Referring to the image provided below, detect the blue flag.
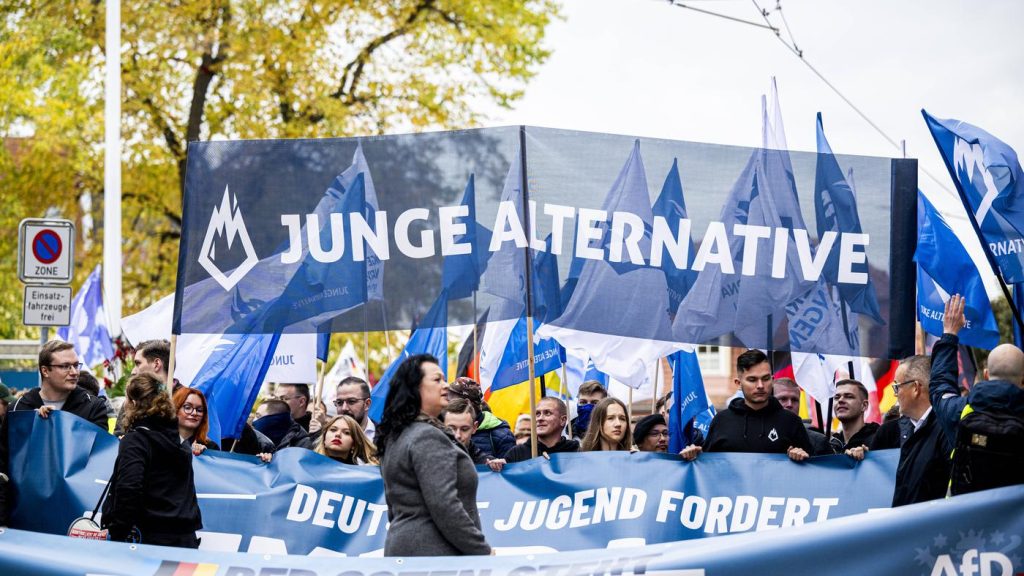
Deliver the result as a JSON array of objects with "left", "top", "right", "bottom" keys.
[
  {"left": 57, "top": 265, "right": 114, "bottom": 368},
  {"left": 316, "top": 333, "right": 330, "bottom": 362},
  {"left": 532, "top": 234, "right": 563, "bottom": 326},
  {"left": 368, "top": 291, "right": 449, "bottom": 423},
  {"left": 923, "top": 110, "right": 1024, "bottom": 283},
  {"left": 675, "top": 96, "right": 813, "bottom": 349},
  {"left": 250, "top": 172, "right": 369, "bottom": 333},
  {"left": 442, "top": 175, "right": 494, "bottom": 300},
  {"left": 667, "top": 350, "right": 710, "bottom": 453},
  {"left": 480, "top": 148, "right": 528, "bottom": 304},
  {"left": 192, "top": 331, "right": 282, "bottom": 445},
  {"left": 916, "top": 191, "right": 999, "bottom": 350},
  {"left": 652, "top": 159, "right": 697, "bottom": 314},
  {"left": 536, "top": 141, "right": 679, "bottom": 388},
  {"left": 815, "top": 113, "right": 884, "bottom": 324}
]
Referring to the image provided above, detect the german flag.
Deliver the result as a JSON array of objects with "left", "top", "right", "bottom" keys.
[{"left": 152, "top": 561, "right": 219, "bottom": 576}]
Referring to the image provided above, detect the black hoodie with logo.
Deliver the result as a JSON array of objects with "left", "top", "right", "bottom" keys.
[{"left": 704, "top": 396, "right": 812, "bottom": 454}]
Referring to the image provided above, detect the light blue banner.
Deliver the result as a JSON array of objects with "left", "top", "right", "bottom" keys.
[
  {"left": 8, "top": 411, "right": 897, "bottom": 556},
  {"left": 2, "top": 485, "right": 1022, "bottom": 575}
]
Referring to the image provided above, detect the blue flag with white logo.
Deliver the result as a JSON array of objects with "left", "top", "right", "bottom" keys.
[
  {"left": 652, "top": 159, "right": 697, "bottom": 313},
  {"left": 923, "top": 110, "right": 1024, "bottom": 283},
  {"left": 442, "top": 174, "right": 494, "bottom": 300},
  {"left": 916, "top": 191, "right": 999, "bottom": 350},
  {"left": 192, "top": 331, "right": 282, "bottom": 445},
  {"left": 57, "top": 265, "right": 114, "bottom": 368},
  {"left": 667, "top": 350, "right": 710, "bottom": 453},
  {"left": 368, "top": 291, "right": 449, "bottom": 423},
  {"left": 815, "top": 113, "right": 885, "bottom": 324}
]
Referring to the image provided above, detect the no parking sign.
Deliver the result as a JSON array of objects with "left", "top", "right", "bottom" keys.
[{"left": 18, "top": 219, "right": 74, "bottom": 284}]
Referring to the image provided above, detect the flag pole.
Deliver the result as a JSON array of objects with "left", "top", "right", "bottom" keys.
[
  {"left": 166, "top": 334, "right": 177, "bottom": 401},
  {"left": 472, "top": 291, "right": 479, "bottom": 378},
  {"left": 628, "top": 386, "right": 633, "bottom": 419},
  {"left": 362, "top": 306, "right": 370, "bottom": 378},
  {"left": 518, "top": 126, "right": 540, "bottom": 459},
  {"left": 380, "top": 300, "right": 393, "bottom": 366},
  {"left": 651, "top": 359, "right": 660, "bottom": 416},
  {"left": 312, "top": 340, "right": 329, "bottom": 424}
]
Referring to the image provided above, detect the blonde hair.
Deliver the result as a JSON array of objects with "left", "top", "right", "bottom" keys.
[
  {"left": 580, "top": 397, "right": 633, "bottom": 452},
  {"left": 315, "top": 414, "right": 379, "bottom": 465},
  {"left": 123, "top": 373, "right": 176, "bottom": 430}
]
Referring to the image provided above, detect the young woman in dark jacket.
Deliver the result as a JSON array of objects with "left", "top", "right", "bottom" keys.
[{"left": 101, "top": 373, "right": 202, "bottom": 548}]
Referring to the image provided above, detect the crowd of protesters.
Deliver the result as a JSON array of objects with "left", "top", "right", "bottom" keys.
[{"left": 0, "top": 295, "right": 1021, "bottom": 553}]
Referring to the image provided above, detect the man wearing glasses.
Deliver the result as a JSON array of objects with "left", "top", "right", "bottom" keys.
[
  {"left": 334, "top": 377, "right": 374, "bottom": 441},
  {"left": 0, "top": 340, "right": 109, "bottom": 525}
]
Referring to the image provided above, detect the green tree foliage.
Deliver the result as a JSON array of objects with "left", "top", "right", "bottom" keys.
[{"left": 0, "top": 0, "right": 557, "bottom": 341}]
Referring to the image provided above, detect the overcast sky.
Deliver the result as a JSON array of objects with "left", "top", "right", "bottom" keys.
[{"left": 484, "top": 0, "right": 1024, "bottom": 295}]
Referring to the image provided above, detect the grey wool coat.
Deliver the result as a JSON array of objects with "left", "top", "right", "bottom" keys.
[{"left": 380, "top": 419, "right": 491, "bottom": 556}]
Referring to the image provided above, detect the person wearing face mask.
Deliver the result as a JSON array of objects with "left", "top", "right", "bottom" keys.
[
  {"left": 580, "top": 397, "right": 633, "bottom": 452},
  {"left": 315, "top": 414, "right": 378, "bottom": 465},
  {"left": 571, "top": 380, "right": 607, "bottom": 439},
  {"left": 252, "top": 399, "right": 313, "bottom": 451},
  {"left": 376, "top": 354, "right": 491, "bottom": 557}
]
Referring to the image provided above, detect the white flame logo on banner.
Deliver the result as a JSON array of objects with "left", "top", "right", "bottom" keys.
[{"left": 198, "top": 185, "right": 259, "bottom": 291}]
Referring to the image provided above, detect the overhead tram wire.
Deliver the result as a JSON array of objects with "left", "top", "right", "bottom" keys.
[{"left": 658, "top": 0, "right": 955, "bottom": 195}]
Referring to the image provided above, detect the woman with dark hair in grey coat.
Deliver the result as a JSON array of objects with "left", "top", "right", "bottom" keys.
[{"left": 376, "top": 354, "right": 492, "bottom": 557}]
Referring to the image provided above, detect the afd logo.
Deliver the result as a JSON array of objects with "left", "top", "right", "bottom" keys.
[
  {"left": 198, "top": 186, "right": 259, "bottom": 291},
  {"left": 930, "top": 550, "right": 1016, "bottom": 576}
]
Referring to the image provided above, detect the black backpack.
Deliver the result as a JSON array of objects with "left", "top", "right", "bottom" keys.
[{"left": 950, "top": 405, "right": 1024, "bottom": 495}]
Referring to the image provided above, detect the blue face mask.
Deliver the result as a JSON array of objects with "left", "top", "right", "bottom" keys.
[{"left": 576, "top": 402, "right": 595, "bottom": 434}]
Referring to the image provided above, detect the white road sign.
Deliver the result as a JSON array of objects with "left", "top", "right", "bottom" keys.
[
  {"left": 18, "top": 218, "right": 75, "bottom": 284},
  {"left": 24, "top": 285, "right": 72, "bottom": 327}
]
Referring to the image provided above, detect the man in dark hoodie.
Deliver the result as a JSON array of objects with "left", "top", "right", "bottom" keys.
[
  {"left": 931, "top": 295, "right": 1024, "bottom": 494},
  {"left": 681, "top": 349, "right": 811, "bottom": 462},
  {"left": 253, "top": 399, "right": 313, "bottom": 451},
  {"left": 832, "top": 379, "right": 879, "bottom": 451},
  {"left": 0, "top": 340, "right": 109, "bottom": 525}
]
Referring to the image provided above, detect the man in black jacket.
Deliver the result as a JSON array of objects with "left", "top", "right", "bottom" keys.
[
  {"left": 832, "top": 379, "right": 880, "bottom": 451},
  {"left": 852, "top": 354, "right": 951, "bottom": 506},
  {"left": 501, "top": 397, "right": 580, "bottom": 464},
  {"left": 253, "top": 399, "right": 313, "bottom": 451},
  {"left": 0, "top": 340, "right": 110, "bottom": 525},
  {"left": 682, "top": 350, "right": 811, "bottom": 462},
  {"left": 930, "top": 295, "right": 1024, "bottom": 494}
]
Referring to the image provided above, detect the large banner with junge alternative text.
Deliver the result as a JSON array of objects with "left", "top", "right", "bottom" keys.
[{"left": 173, "top": 127, "right": 916, "bottom": 359}]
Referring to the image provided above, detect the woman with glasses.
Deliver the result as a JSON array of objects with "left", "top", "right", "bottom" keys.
[
  {"left": 314, "top": 414, "right": 378, "bottom": 465},
  {"left": 101, "top": 373, "right": 202, "bottom": 547},
  {"left": 633, "top": 414, "right": 669, "bottom": 452},
  {"left": 580, "top": 397, "right": 634, "bottom": 452},
  {"left": 173, "top": 387, "right": 218, "bottom": 454}
]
